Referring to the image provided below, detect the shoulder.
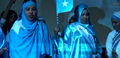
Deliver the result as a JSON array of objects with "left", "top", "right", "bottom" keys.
[
  {"left": 64, "top": 22, "right": 80, "bottom": 33},
  {"left": 108, "top": 30, "right": 116, "bottom": 36},
  {"left": 106, "top": 30, "right": 116, "bottom": 40},
  {"left": 11, "top": 20, "right": 25, "bottom": 34},
  {"left": 37, "top": 16, "right": 46, "bottom": 24},
  {"left": 64, "top": 23, "right": 74, "bottom": 32},
  {"left": 66, "top": 22, "right": 78, "bottom": 29},
  {"left": 37, "top": 17, "right": 47, "bottom": 26}
]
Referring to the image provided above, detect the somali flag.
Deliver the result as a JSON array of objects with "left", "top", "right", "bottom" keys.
[
  {"left": 56, "top": 0, "right": 73, "bottom": 14},
  {"left": 56, "top": 0, "right": 73, "bottom": 24}
]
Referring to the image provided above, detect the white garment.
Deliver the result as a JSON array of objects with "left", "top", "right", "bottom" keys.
[
  {"left": 0, "top": 18, "right": 6, "bottom": 27},
  {"left": 68, "top": 12, "right": 74, "bottom": 22},
  {"left": 106, "top": 30, "right": 120, "bottom": 58}
]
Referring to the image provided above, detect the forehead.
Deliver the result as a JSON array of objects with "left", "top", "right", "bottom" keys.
[
  {"left": 26, "top": 5, "right": 36, "bottom": 8},
  {"left": 11, "top": 13, "right": 16, "bottom": 15},
  {"left": 82, "top": 9, "right": 88, "bottom": 13},
  {"left": 10, "top": 13, "right": 17, "bottom": 17},
  {"left": 111, "top": 18, "right": 120, "bottom": 22},
  {"left": 71, "top": 15, "right": 75, "bottom": 18}
]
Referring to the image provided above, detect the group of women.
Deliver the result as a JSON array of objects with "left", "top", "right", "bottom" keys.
[{"left": 0, "top": 0, "right": 120, "bottom": 58}]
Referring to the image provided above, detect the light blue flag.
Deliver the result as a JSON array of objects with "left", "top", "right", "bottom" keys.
[
  {"left": 56, "top": 0, "right": 73, "bottom": 14},
  {"left": 56, "top": 0, "right": 73, "bottom": 25}
]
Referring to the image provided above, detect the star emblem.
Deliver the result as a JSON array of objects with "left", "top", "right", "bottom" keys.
[
  {"left": 11, "top": 20, "right": 26, "bottom": 34},
  {"left": 62, "top": 0, "right": 68, "bottom": 7}
]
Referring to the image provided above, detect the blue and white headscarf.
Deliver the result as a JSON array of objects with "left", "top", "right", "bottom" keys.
[
  {"left": 112, "top": 11, "right": 120, "bottom": 21},
  {"left": 68, "top": 12, "right": 74, "bottom": 22},
  {"left": 74, "top": 3, "right": 95, "bottom": 36},
  {"left": 19, "top": 0, "right": 38, "bottom": 28}
]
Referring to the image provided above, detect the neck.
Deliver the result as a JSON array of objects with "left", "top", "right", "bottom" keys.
[{"left": 116, "top": 29, "right": 120, "bottom": 32}]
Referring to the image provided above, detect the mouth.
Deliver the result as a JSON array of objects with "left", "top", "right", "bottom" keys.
[
  {"left": 113, "top": 26, "right": 117, "bottom": 29},
  {"left": 29, "top": 15, "right": 34, "bottom": 19},
  {"left": 83, "top": 20, "right": 87, "bottom": 23}
]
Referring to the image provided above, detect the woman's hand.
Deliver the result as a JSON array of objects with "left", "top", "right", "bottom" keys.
[
  {"left": 0, "top": 47, "right": 7, "bottom": 55},
  {"left": 10, "top": 0, "right": 16, "bottom": 4},
  {"left": 112, "top": 49, "right": 117, "bottom": 58},
  {"left": 54, "top": 25, "right": 60, "bottom": 39}
]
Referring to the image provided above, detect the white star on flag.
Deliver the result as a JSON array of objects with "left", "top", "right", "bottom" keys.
[
  {"left": 62, "top": 0, "right": 68, "bottom": 7},
  {"left": 56, "top": 0, "right": 73, "bottom": 25}
]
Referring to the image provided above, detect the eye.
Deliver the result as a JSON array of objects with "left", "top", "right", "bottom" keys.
[
  {"left": 86, "top": 13, "right": 89, "bottom": 16},
  {"left": 115, "top": 22, "right": 118, "bottom": 24},
  {"left": 112, "top": 22, "right": 118, "bottom": 25},
  {"left": 25, "top": 7, "right": 30, "bottom": 11},
  {"left": 81, "top": 13, "right": 84, "bottom": 16},
  {"left": 32, "top": 7, "right": 36, "bottom": 11}
]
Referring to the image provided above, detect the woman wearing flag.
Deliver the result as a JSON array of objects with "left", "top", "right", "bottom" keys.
[
  {"left": 59, "top": 3, "right": 102, "bottom": 58},
  {"left": 106, "top": 11, "right": 120, "bottom": 58},
  {"left": 9, "top": 0, "right": 52, "bottom": 58}
]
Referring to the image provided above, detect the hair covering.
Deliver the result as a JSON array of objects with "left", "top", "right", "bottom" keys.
[
  {"left": 68, "top": 12, "right": 74, "bottom": 22},
  {"left": 74, "top": 3, "right": 93, "bottom": 27},
  {"left": 112, "top": 11, "right": 120, "bottom": 21},
  {"left": 74, "top": 3, "right": 95, "bottom": 35},
  {"left": 19, "top": 0, "right": 37, "bottom": 27}
]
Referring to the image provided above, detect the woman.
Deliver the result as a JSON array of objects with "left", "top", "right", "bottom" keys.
[
  {"left": 62, "top": 3, "right": 102, "bottom": 58},
  {"left": 106, "top": 11, "right": 120, "bottom": 58},
  {"left": 52, "top": 12, "right": 76, "bottom": 58},
  {"left": 9, "top": 0, "right": 52, "bottom": 58},
  {"left": 1, "top": 10, "right": 18, "bottom": 41},
  {"left": 68, "top": 12, "right": 75, "bottom": 24},
  {"left": 0, "top": 0, "right": 18, "bottom": 42}
]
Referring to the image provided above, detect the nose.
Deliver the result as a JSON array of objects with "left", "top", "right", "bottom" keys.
[
  {"left": 30, "top": 9, "right": 33, "bottom": 14},
  {"left": 112, "top": 23, "right": 116, "bottom": 26},
  {"left": 83, "top": 15, "right": 87, "bottom": 19}
]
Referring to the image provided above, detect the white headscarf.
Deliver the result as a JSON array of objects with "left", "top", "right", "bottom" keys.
[
  {"left": 68, "top": 12, "right": 74, "bottom": 22},
  {"left": 112, "top": 11, "right": 120, "bottom": 21}
]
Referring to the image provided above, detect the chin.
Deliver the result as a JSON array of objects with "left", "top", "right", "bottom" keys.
[
  {"left": 28, "top": 19, "right": 34, "bottom": 21},
  {"left": 82, "top": 22, "right": 86, "bottom": 24},
  {"left": 115, "top": 29, "right": 119, "bottom": 32}
]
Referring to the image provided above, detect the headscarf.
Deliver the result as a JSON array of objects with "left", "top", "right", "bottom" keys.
[
  {"left": 74, "top": 3, "right": 95, "bottom": 36},
  {"left": 112, "top": 11, "right": 120, "bottom": 21},
  {"left": 68, "top": 12, "right": 74, "bottom": 22}
]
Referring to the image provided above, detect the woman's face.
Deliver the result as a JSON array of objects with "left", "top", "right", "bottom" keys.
[
  {"left": 80, "top": 9, "right": 89, "bottom": 24},
  {"left": 25, "top": 5, "right": 36, "bottom": 21},
  {"left": 9, "top": 13, "right": 17, "bottom": 24},
  {"left": 69, "top": 15, "right": 75, "bottom": 24},
  {"left": 111, "top": 18, "right": 120, "bottom": 31}
]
